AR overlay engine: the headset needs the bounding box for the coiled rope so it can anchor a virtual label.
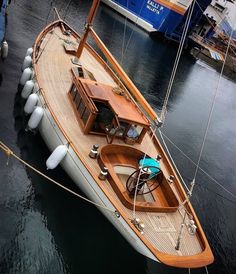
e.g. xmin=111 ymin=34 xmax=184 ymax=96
xmin=0 ymin=141 xmax=115 ymax=214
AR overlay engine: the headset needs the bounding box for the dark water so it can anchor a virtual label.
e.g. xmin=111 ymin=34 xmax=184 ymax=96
xmin=0 ymin=1 xmax=236 ymax=273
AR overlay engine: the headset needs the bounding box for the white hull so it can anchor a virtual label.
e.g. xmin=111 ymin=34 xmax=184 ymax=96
xmin=101 ymin=0 xmax=156 ymax=32
xmin=36 ymin=88 xmax=158 ymax=262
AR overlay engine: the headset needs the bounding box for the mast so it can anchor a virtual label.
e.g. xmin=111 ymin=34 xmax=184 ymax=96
xmin=89 ymin=28 xmax=158 ymax=122
xmin=76 ymin=0 xmax=100 ymax=58
xmin=75 ymin=0 xmax=158 ymax=122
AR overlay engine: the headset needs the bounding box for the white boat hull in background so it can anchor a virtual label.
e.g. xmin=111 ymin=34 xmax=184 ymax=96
xmin=101 ymin=0 xmax=156 ymax=32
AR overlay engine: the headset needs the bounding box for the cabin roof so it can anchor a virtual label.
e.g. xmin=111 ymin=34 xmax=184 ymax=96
xmin=77 ymin=78 xmax=150 ymax=126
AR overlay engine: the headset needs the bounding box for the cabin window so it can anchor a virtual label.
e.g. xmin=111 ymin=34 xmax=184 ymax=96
xmin=125 ymin=124 xmax=143 ymax=145
xmin=78 ymin=100 xmax=86 ymax=116
xmin=81 ymin=108 xmax=90 ymax=125
xmin=127 ymin=125 xmax=139 ymax=138
xmin=69 ymin=84 xmax=91 ymax=128
xmin=78 ymin=66 xmax=84 ymax=78
xmin=116 ymin=121 xmax=129 ymax=137
xmin=74 ymin=93 xmax=82 ymax=109
xmin=70 ymin=85 xmax=77 ymax=99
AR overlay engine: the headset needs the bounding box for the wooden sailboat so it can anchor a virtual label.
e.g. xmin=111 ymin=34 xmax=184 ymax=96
xmin=21 ymin=0 xmax=214 ymax=268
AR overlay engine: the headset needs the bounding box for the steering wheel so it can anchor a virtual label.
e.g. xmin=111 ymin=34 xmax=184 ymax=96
xmin=126 ymin=166 xmax=161 ymax=196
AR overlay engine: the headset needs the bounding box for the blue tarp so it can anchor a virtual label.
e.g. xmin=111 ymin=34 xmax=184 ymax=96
xmin=0 ymin=0 xmax=8 ymax=43
xmin=139 ymin=157 xmax=160 ymax=174
xmin=0 ymin=12 xmax=5 ymax=43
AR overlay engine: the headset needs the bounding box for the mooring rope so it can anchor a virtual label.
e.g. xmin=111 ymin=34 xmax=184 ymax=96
xmin=0 ymin=141 xmax=116 ymax=214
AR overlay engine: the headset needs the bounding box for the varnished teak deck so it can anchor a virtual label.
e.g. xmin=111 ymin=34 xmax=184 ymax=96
xmin=33 ymin=21 xmax=213 ymax=268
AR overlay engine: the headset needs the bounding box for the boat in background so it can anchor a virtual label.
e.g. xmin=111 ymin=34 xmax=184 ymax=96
xmin=0 ymin=0 xmax=9 ymax=59
xmin=101 ymin=0 xmax=211 ymax=43
xmin=19 ymin=0 xmax=214 ymax=268
xmin=189 ymin=33 xmax=236 ymax=77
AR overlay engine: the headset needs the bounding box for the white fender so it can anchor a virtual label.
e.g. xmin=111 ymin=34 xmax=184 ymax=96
xmin=22 ymin=55 xmax=32 ymax=71
xmin=1 ymin=41 xmax=8 ymax=59
xmin=27 ymin=106 xmax=44 ymax=130
xmin=24 ymin=93 xmax=38 ymax=114
xmin=20 ymin=67 xmax=32 ymax=86
xmin=46 ymin=145 xmax=68 ymax=170
xmin=21 ymin=80 xmax=34 ymax=99
xmin=25 ymin=47 xmax=33 ymax=57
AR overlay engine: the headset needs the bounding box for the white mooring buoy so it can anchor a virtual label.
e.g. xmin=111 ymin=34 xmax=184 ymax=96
xmin=22 ymin=55 xmax=32 ymax=71
xmin=27 ymin=106 xmax=44 ymax=130
xmin=46 ymin=145 xmax=68 ymax=170
xmin=25 ymin=47 xmax=33 ymax=57
xmin=24 ymin=93 xmax=38 ymax=114
xmin=1 ymin=41 xmax=8 ymax=59
xmin=20 ymin=67 xmax=32 ymax=86
xmin=21 ymin=80 xmax=35 ymax=99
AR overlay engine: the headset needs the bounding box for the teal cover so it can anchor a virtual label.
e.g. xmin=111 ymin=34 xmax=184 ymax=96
xmin=139 ymin=158 xmax=160 ymax=174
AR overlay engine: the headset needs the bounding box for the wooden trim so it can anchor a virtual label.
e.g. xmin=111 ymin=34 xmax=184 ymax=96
xmin=98 ymin=144 xmax=179 ymax=212
xmin=87 ymin=0 xmax=101 ymax=25
xmin=137 ymin=127 xmax=147 ymax=144
xmin=155 ymin=0 xmax=187 ymax=15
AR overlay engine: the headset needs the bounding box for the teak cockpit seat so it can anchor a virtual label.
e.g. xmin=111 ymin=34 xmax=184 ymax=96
xmin=98 ymin=144 xmax=179 ymax=212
